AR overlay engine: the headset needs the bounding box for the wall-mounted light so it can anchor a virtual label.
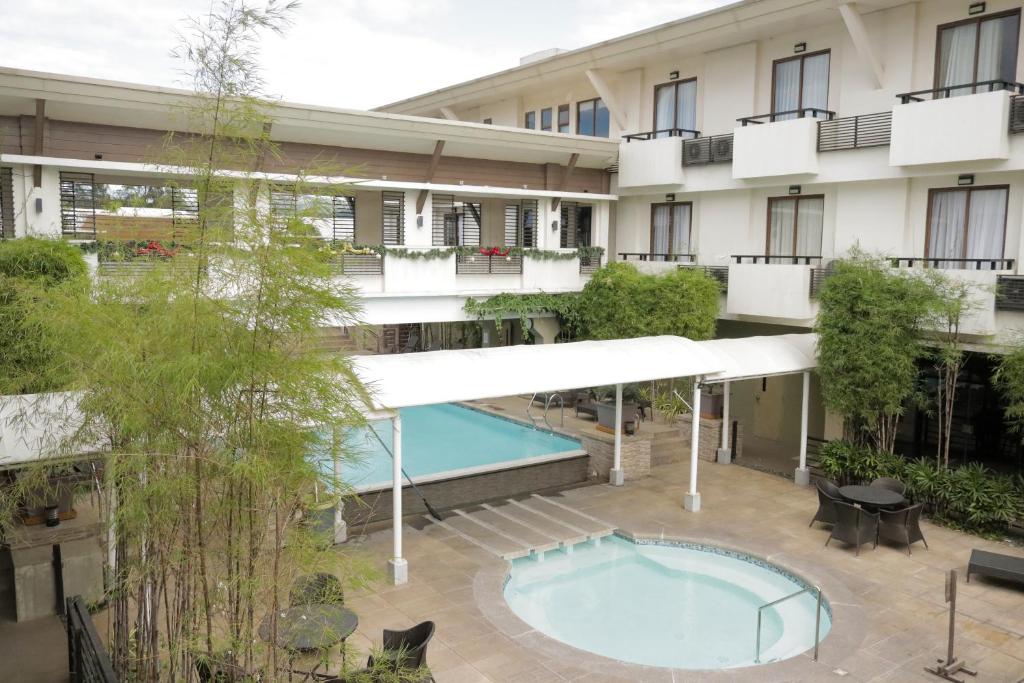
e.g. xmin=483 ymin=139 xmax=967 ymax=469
xmin=665 ymin=193 xmax=676 ymax=202
xmin=958 ymin=174 xmax=975 ymax=186
xmin=416 ymin=215 xmax=424 ymax=228
xmin=788 ymin=185 xmax=802 ymax=195
xmin=94 ymin=153 xmax=103 ymax=160
xmin=669 ymin=70 xmax=679 ymax=80
xmin=551 ymin=220 xmax=559 ymax=232
xmin=794 ymin=42 xmax=807 ymax=54
xmin=35 ymin=197 xmax=43 ymax=213
xmin=968 ymin=2 xmax=986 ymax=16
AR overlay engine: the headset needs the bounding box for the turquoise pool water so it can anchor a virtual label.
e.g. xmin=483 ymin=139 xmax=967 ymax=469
xmin=336 ymin=403 xmax=582 ymax=490
xmin=504 ymin=535 xmax=830 ymax=670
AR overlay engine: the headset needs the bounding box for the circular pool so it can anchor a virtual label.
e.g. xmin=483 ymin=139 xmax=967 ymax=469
xmin=503 ymin=535 xmax=830 ymax=670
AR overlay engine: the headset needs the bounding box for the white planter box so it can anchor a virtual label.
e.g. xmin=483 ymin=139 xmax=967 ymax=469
xmin=889 ymin=91 xmax=1010 ymax=166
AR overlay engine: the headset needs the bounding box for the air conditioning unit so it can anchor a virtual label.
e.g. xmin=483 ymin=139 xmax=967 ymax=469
xmin=712 ymin=137 xmax=733 ymax=157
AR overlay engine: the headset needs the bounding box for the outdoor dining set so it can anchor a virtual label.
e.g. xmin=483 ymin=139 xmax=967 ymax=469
xmin=809 ymin=478 xmax=928 ymax=556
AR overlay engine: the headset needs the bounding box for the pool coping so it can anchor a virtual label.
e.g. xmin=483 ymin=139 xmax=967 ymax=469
xmin=473 ymin=528 xmax=868 ymax=682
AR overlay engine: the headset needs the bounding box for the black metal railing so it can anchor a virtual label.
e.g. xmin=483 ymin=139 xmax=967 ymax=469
xmin=579 ymin=254 xmax=602 ymax=274
xmin=678 ymin=264 xmax=729 ymax=292
xmin=890 ymin=257 xmax=1015 ymax=271
xmin=66 ymin=596 xmax=117 ymax=683
xmin=682 ymin=134 xmax=734 ymax=165
xmin=997 ymin=276 xmax=1024 ymax=311
xmin=623 ymin=128 xmax=700 ymax=142
xmin=620 ymin=252 xmax=696 ymax=263
xmin=1011 ymin=95 xmax=1024 ymax=134
xmin=896 ymin=80 xmax=1024 ymax=103
xmin=456 ymin=252 xmax=523 ymax=275
xmin=738 ymin=108 xmax=836 ymax=125
xmin=732 ymin=254 xmax=823 ymax=265
xmin=336 ymin=252 xmax=384 ymax=275
xmin=817 ymin=112 xmax=892 ymax=152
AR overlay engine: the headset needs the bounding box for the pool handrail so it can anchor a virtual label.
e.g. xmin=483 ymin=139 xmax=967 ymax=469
xmin=754 ymin=585 xmax=823 ymax=664
xmin=544 ymin=393 xmax=565 ymax=429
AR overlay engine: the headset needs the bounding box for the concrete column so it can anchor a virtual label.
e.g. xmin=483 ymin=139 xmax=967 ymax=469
xmin=717 ymin=380 xmax=732 ymax=464
xmin=332 ymin=426 xmax=347 ymax=544
xmin=388 ymin=413 xmax=408 ymax=584
xmin=795 ymin=371 xmax=811 ymax=486
xmin=610 ymin=383 xmax=624 ymax=486
xmin=684 ymin=381 xmax=702 ymax=512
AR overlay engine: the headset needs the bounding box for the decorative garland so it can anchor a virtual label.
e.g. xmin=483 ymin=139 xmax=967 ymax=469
xmin=464 ymin=291 xmax=582 ymax=341
xmin=82 ymin=240 xmax=189 ymax=262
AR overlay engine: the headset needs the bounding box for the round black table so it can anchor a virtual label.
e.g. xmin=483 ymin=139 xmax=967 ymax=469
xmin=258 ymin=604 xmax=358 ymax=652
xmin=839 ymin=485 xmax=905 ymax=509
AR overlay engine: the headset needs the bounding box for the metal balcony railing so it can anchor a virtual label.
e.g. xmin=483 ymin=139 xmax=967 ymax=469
xmin=455 ymin=252 xmax=523 ymax=275
xmin=620 ymin=252 xmax=696 ymax=263
xmin=579 ymin=254 xmax=602 ymax=274
xmin=623 ymin=128 xmax=700 ymax=142
xmin=682 ymin=134 xmax=734 ymax=165
xmin=889 ymin=257 xmax=1015 ymax=271
xmin=738 ymin=108 xmax=836 ymax=125
xmin=817 ymin=112 xmax=892 ymax=152
xmin=1011 ymin=95 xmax=1024 ymax=134
xmin=996 ymin=276 xmax=1024 ymax=311
xmin=336 ymin=252 xmax=384 ymax=275
xmin=732 ymin=254 xmax=823 ymax=265
xmin=809 ymin=262 xmax=837 ymax=297
xmin=678 ymin=264 xmax=729 ymax=292
xmin=896 ymin=80 xmax=1024 ymax=103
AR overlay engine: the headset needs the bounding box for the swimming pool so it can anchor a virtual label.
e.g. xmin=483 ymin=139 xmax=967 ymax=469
xmin=338 ymin=403 xmax=583 ymax=491
xmin=504 ymin=535 xmax=830 ymax=670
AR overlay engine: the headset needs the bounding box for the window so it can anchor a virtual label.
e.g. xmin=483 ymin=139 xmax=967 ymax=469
xmin=557 ymin=105 xmax=570 ymax=133
xmin=0 ymin=167 xmax=14 ymax=239
xmin=59 ymin=172 xmax=97 ymax=238
xmin=560 ymin=202 xmax=593 ymax=248
xmin=935 ymin=10 xmax=1020 ymax=97
xmin=524 ymin=111 xmax=536 ymax=129
xmin=540 ymin=108 xmax=552 ymax=131
xmin=772 ymin=51 xmax=830 ymax=120
xmin=431 ymin=194 xmax=481 ymax=246
xmin=766 ymin=195 xmax=824 ymax=262
xmin=927 ymin=186 xmax=1008 ymax=268
xmin=653 ymin=79 xmax=697 ymax=138
xmin=504 ymin=199 xmax=538 ymax=247
xmin=576 ymin=98 xmax=609 ymax=137
xmin=650 ymin=203 xmax=692 ymax=258
xmin=381 ymin=191 xmax=404 ymax=245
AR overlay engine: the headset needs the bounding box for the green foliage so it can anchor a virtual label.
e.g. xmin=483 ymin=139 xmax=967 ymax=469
xmin=574 ymin=262 xmax=719 ymax=341
xmin=815 ymin=253 xmax=937 ymax=450
xmin=0 ymin=238 xmax=88 ymax=394
xmin=376 ymin=245 xmax=603 ymax=262
xmin=464 ymin=292 xmax=581 ymax=341
xmin=818 ymin=440 xmax=905 ymax=486
xmin=993 ymin=345 xmax=1024 ymax=437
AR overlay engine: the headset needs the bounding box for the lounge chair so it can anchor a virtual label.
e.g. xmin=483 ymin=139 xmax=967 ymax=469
xmin=290 ymin=572 xmax=344 ymax=607
xmin=967 ymin=549 xmax=1024 ymax=588
xmin=877 ymin=504 xmax=928 ymax=554
xmin=331 ymin=621 xmax=435 ymax=683
xmin=808 ymin=481 xmax=842 ymax=528
xmin=870 ymin=477 xmax=906 ymax=496
xmin=826 ymin=501 xmax=878 ymax=556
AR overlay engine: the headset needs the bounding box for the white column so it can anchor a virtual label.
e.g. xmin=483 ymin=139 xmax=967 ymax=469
xmin=717 ymin=380 xmax=731 ymax=464
xmin=610 ymin=383 xmax=624 ymax=486
xmin=388 ymin=413 xmax=408 ymax=584
xmin=795 ymin=372 xmax=811 ymax=486
xmin=684 ymin=380 xmax=702 ymax=512
xmin=332 ymin=426 xmax=347 ymax=544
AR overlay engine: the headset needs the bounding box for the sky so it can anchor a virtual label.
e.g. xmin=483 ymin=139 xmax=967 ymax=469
xmin=0 ymin=0 xmax=734 ymax=110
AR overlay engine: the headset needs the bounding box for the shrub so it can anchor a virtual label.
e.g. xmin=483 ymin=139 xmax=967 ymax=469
xmin=819 ymin=440 xmax=904 ymax=486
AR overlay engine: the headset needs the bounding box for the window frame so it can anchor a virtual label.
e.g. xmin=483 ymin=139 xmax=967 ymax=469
xmin=652 ymin=78 xmax=698 ymax=136
xmin=524 ymin=110 xmax=536 ymax=129
xmin=540 ymin=107 xmax=553 ymax=131
xmin=924 ymin=185 xmax=1010 ymax=263
xmin=576 ymin=97 xmax=609 ymax=137
xmin=557 ymin=104 xmax=570 ymax=133
xmin=932 ymin=9 xmax=1021 ymax=93
xmin=764 ymin=194 xmax=825 ymax=258
xmin=769 ymin=49 xmax=832 ymax=120
xmin=649 ymin=201 xmax=693 ymax=257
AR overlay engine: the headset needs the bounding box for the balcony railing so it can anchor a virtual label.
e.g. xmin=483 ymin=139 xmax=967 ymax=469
xmin=620 ymin=252 xmax=696 ymax=263
xmin=997 ymin=275 xmax=1024 ymax=311
xmin=679 ymin=264 xmax=729 ymax=292
xmin=738 ymin=108 xmax=836 ymax=126
xmin=817 ymin=112 xmax=892 ymax=152
xmin=890 ymin=257 xmax=1015 ymax=271
xmin=456 ymin=252 xmax=523 ymax=275
xmin=733 ymin=254 xmax=823 ymax=265
xmin=623 ymin=128 xmax=700 ymax=142
xmin=336 ymin=252 xmax=384 ymax=275
xmin=1012 ymin=95 xmax=1024 ymax=134
xmin=579 ymin=254 xmax=602 ymax=274
xmin=682 ymin=134 xmax=734 ymax=165
xmin=896 ymin=80 xmax=1024 ymax=104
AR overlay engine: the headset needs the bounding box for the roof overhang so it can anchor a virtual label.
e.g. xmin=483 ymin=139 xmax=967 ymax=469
xmin=700 ymin=333 xmax=817 ymax=384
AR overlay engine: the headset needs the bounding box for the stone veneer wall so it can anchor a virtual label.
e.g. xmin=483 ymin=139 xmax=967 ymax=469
xmin=579 ymin=432 xmax=652 ymax=480
xmin=677 ymin=415 xmax=744 ymax=462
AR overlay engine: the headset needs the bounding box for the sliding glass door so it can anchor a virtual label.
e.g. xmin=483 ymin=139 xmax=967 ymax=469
xmin=936 ymin=10 xmax=1020 ymax=97
xmin=772 ymin=51 xmax=830 ymax=121
xmin=927 ymin=187 xmax=1008 ymax=268
xmin=650 ymin=203 xmax=692 ymax=260
xmin=653 ymin=79 xmax=697 ymax=138
xmin=766 ymin=196 xmax=823 ymax=263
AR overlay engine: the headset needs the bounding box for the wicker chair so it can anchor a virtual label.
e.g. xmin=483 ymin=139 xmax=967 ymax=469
xmin=878 ymin=504 xmax=928 ymax=554
xmin=870 ymin=477 xmax=906 ymax=496
xmin=826 ymin=501 xmax=879 ymax=556
xmin=329 ymin=622 xmax=435 ymax=683
xmin=808 ymin=481 xmax=842 ymax=528
xmin=289 ymin=572 xmax=344 ymax=607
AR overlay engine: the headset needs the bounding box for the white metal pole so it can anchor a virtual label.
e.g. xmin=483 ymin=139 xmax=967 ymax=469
xmin=795 ymin=372 xmax=811 ymax=486
xmin=389 ymin=413 xmax=408 ymax=584
xmin=685 ymin=380 xmax=702 ymax=511
xmin=610 ymin=383 xmax=624 ymax=486
xmin=719 ymin=380 xmax=731 ymax=464
xmin=332 ymin=426 xmax=347 ymax=544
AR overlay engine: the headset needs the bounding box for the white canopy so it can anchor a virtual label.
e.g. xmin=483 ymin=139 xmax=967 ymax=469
xmin=700 ymin=333 xmax=817 ymax=385
xmin=352 ymin=336 xmax=726 ymax=411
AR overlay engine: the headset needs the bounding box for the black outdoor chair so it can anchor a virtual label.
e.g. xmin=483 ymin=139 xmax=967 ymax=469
xmin=877 ymin=503 xmax=928 ymax=554
xmin=870 ymin=477 xmax=907 ymax=496
xmin=808 ymin=480 xmax=842 ymax=528
xmin=290 ymin=572 xmax=344 ymax=607
xmin=826 ymin=501 xmax=879 ymax=556
xmin=331 ymin=621 xmax=435 ymax=683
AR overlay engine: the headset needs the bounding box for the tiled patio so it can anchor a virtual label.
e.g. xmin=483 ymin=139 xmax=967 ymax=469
xmin=338 ymin=459 xmax=1024 ymax=682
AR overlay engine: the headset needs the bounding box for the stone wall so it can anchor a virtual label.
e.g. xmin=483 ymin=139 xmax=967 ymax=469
xmin=579 ymin=431 xmax=652 ymax=480
xmin=678 ymin=415 xmax=744 ymax=462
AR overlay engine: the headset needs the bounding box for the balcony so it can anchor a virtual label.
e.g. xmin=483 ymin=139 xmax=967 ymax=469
xmin=890 ymin=83 xmax=1022 ymax=166
xmin=682 ymin=134 xmax=733 ymax=166
xmin=891 ymin=257 xmax=1013 ymax=335
xmin=732 ymin=109 xmax=834 ymax=179
xmin=726 ymin=255 xmax=821 ymax=320
xmin=620 ymin=252 xmax=694 ymax=275
xmin=817 ymin=112 xmax=892 ymax=152
xmin=455 ymin=251 xmax=523 ymax=275
xmin=617 ymin=130 xmax=696 ymax=189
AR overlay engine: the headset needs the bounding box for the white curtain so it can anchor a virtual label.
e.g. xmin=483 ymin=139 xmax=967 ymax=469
xmin=773 ymin=59 xmax=801 ymax=120
xmin=966 ymin=188 xmax=1007 ymax=267
xmin=671 ymin=204 xmax=692 ymax=255
xmin=928 ymin=190 xmax=968 ymax=266
xmin=768 ymin=199 xmax=796 ymax=261
xmin=654 ymin=85 xmax=674 ymax=137
xmin=652 ymin=205 xmax=670 ymax=255
xmin=978 ymin=15 xmax=1020 ymax=87
xmin=796 ymin=197 xmax=824 ymax=256
xmin=939 ymin=23 xmax=978 ymax=96
xmin=676 ymin=81 xmax=697 ymax=137
xmin=802 ymin=53 xmax=830 ymax=119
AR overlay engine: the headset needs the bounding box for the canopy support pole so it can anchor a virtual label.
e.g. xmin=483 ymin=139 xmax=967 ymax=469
xmin=684 ymin=380 xmax=702 ymax=512
xmin=795 ymin=371 xmax=811 ymax=486
xmin=610 ymin=383 xmax=624 ymax=486
xmin=332 ymin=426 xmax=347 ymax=544
xmin=716 ymin=380 xmax=731 ymax=465
xmin=388 ymin=413 xmax=408 ymax=584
